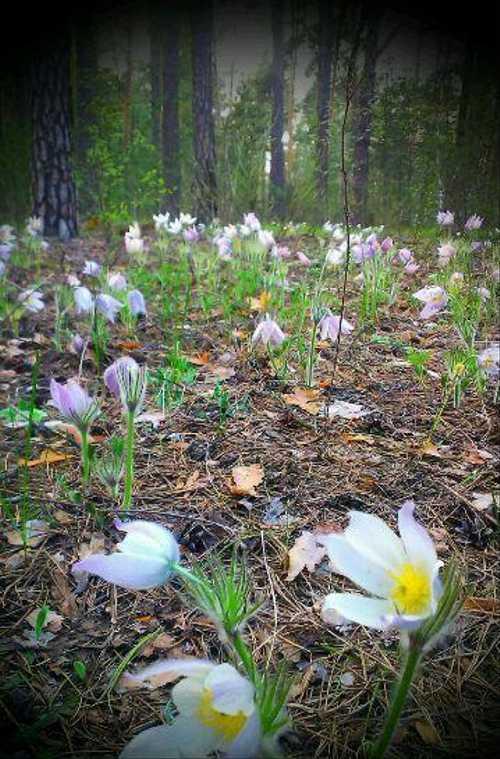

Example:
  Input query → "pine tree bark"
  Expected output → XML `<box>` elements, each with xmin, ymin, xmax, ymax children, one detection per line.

<box><xmin>316</xmin><ymin>0</ymin><xmax>336</xmax><ymax>211</ymax></box>
<box><xmin>351</xmin><ymin>6</ymin><xmax>381</xmax><ymax>225</ymax></box>
<box><xmin>270</xmin><ymin>0</ymin><xmax>286</xmax><ymax>219</ymax></box>
<box><xmin>149</xmin><ymin>2</ymin><xmax>162</xmax><ymax>153</ymax></box>
<box><xmin>31</xmin><ymin>45</ymin><xmax>78</xmax><ymax>239</ymax></box>
<box><xmin>74</xmin><ymin>18</ymin><xmax>98</xmax><ymax>215</ymax></box>
<box><xmin>162</xmin><ymin>5</ymin><xmax>181</xmax><ymax>216</ymax></box>
<box><xmin>191</xmin><ymin>0</ymin><xmax>217</xmax><ymax>221</ymax></box>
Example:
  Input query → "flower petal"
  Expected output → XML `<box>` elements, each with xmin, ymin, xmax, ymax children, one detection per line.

<box><xmin>318</xmin><ymin>534</ymin><xmax>393</xmax><ymax>596</ymax></box>
<box><xmin>344</xmin><ymin>511</ymin><xmax>406</xmax><ymax>571</ymax></box>
<box><xmin>72</xmin><ymin>552</ymin><xmax>173</xmax><ymax>590</ymax></box>
<box><xmin>120</xmin><ymin>717</ymin><xmax>218</xmax><ymax>759</ymax></box>
<box><xmin>397</xmin><ymin>501</ymin><xmax>440</xmax><ymax>575</ymax></box>
<box><xmin>226</xmin><ymin>710</ymin><xmax>262</xmax><ymax>758</ymax></box>
<box><xmin>114</xmin><ymin>519</ymin><xmax>180</xmax><ymax>563</ymax></box>
<box><xmin>205</xmin><ymin>663</ymin><xmax>255</xmax><ymax>716</ymax></box>
<box><xmin>124</xmin><ymin>658</ymin><xmax>214</xmax><ymax>692</ymax></box>
<box><xmin>322</xmin><ymin>593</ymin><xmax>394</xmax><ymax>630</ymax></box>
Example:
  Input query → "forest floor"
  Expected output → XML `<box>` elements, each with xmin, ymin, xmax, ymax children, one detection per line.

<box><xmin>0</xmin><ymin>230</ymin><xmax>499</xmax><ymax>759</ymax></box>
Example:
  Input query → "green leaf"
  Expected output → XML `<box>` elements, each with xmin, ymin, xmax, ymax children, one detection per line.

<box><xmin>73</xmin><ymin>660</ymin><xmax>87</xmax><ymax>682</ymax></box>
<box><xmin>34</xmin><ymin>605</ymin><xmax>50</xmax><ymax>640</ymax></box>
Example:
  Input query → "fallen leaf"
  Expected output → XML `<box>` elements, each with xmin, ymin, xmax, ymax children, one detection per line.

<box><xmin>463</xmin><ymin>447</ymin><xmax>494</xmax><ymax>465</ymax></box>
<box><xmin>419</xmin><ymin>440</ymin><xmax>445</xmax><ymax>458</ymax></box>
<box><xmin>142</xmin><ymin>632</ymin><xmax>177</xmax><ymax>657</ymax></box>
<box><xmin>53</xmin><ymin>509</ymin><xmax>75</xmax><ymax>525</ymax></box>
<box><xmin>44</xmin><ymin>420</ymin><xmax>104</xmax><ymax>445</ymax></box>
<box><xmin>6</xmin><ymin>520</ymin><xmax>50</xmax><ymax>547</ymax></box>
<box><xmin>78</xmin><ymin>533</ymin><xmax>106</xmax><ymax>560</ymax></box>
<box><xmin>27</xmin><ymin>607</ymin><xmax>64</xmax><ymax>633</ymax></box>
<box><xmin>135</xmin><ymin>411</ymin><xmax>166</xmax><ymax>427</ymax></box>
<box><xmin>248</xmin><ymin>291</ymin><xmax>272</xmax><ymax>312</ymax></box>
<box><xmin>115</xmin><ymin>340</ymin><xmax>142</xmax><ymax>351</ymax></box>
<box><xmin>470</xmin><ymin>492</ymin><xmax>494</xmax><ymax>512</ymax></box>
<box><xmin>229</xmin><ymin>464</ymin><xmax>264</xmax><ymax>496</ymax></box>
<box><xmin>324</xmin><ymin>401</ymin><xmax>368</xmax><ymax>419</ymax></box>
<box><xmin>185</xmin><ymin>351</ymin><xmax>211</xmax><ymax>366</ymax></box>
<box><xmin>18</xmin><ymin>449</ymin><xmax>74</xmax><ymax>467</ymax></box>
<box><xmin>340</xmin><ymin>671</ymin><xmax>355</xmax><ymax>686</ymax></box>
<box><xmin>205</xmin><ymin>364</ymin><xmax>235</xmax><ymax>380</ymax></box>
<box><xmin>286</xmin><ymin>531</ymin><xmax>327</xmax><ymax>581</ymax></box>
<box><xmin>341</xmin><ymin>432</ymin><xmax>375</xmax><ymax>445</ymax></box>
<box><xmin>51</xmin><ymin>571</ymin><xmax>79</xmax><ymax>618</ymax></box>
<box><xmin>414</xmin><ymin>719</ymin><xmax>440</xmax><ymax>745</ymax></box>
<box><xmin>175</xmin><ymin>470</ymin><xmax>201</xmax><ymax>491</ymax></box>
<box><xmin>0</xmin><ymin>550</ymin><xmax>27</xmax><ymax>570</ymax></box>
<box><xmin>463</xmin><ymin>597</ymin><xmax>500</xmax><ymax>614</ymax></box>
<box><xmin>282</xmin><ymin>387</ymin><xmax>321</xmax><ymax>415</ymax></box>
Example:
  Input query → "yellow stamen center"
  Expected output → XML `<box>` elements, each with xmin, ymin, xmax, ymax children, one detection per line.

<box><xmin>389</xmin><ymin>563</ymin><xmax>431</xmax><ymax>615</ymax></box>
<box><xmin>197</xmin><ymin>687</ymin><xmax>247</xmax><ymax>741</ymax></box>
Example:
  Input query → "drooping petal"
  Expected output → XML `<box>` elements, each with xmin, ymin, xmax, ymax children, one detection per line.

<box><xmin>397</xmin><ymin>501</ymin><xmax>441</xmax><ymax>576</ymax></box>
<box><xmin>317</xmin><ymin>534</ymin><xmax>394</xmax><ymax>597</ymax></box>
<box><xmin>225</xmin><ymin>710</ymin><xmax>262</xmax><ymax>758</ymax></box>
<box><xmin>120</xmin><ymin>718</ymin><xmax>217</xmax><ymax>759</ymax></box>
<box><xmin>172</xmin><ymin>674</ymin><xmax>208</xmax><ymax>712</ymax></box>
<box><xmin>205</xmin><ymin>664</ymin><xmax>255</xmax><ymax>716</ymax></box>
<box><xmin>114</xmin><ymin>518</ymin><xmax>180</xmax><ymax>562</ymax></box>
<box><xmin>72</xmin><ymin>552</ymin><xmax>173</xmax><ymax>590</ymax></box>
<box><xmin>344</xmin><ymin>511</ymin><xmax>406</xmax><ymax>571</ymax></box>
<box><xmin>125</xmin><ymin>659</ymin><xmax>214</xmax><ymax>692</ymax></box>
<box><xmin>322</xmin><ymin>593</ymin><xmax>395</xmax><ymax>630</ymax></box>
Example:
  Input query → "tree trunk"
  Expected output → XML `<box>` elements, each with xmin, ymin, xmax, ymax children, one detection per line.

<box><xmin>270</xmin><ymin>0</ymin><xmax>286</xmax><ymax>219</ymax></box>
<box><xmin>448</xmin><ymin>38</ymin><xmax>474</xmax><ymax>219</ymax></box>
<box><xmin>191</xmin><ymin>0</ymin><xmax>217</xmax><ymax>221</ymax></box>
<box><xmin>351</xmin><ymin>6</ymin><xmax>381</xmax><ymax>225</ymax></box>
<box><xmin>74</xmin><ymin>18</ymin><xmax>98</xmax><ymax>215</ymax></box>
<box><xmin>316</xmin><ymin>0</ymin><xmax>336</xmax><ymax>211</ymax></box>
<box><xmin>31</xmin><ymin>45</ymin><xmax>78</xmax><ymax>239</ymax></box>
<box><xmin>149</xmin><ymin>2</ymin><xmax>162</xmax><ymax>152</ymax></box>
<box><xmin>162</xmin><ymin>6</ymin><xmax>181</xmax><ymax>216</ymax></box>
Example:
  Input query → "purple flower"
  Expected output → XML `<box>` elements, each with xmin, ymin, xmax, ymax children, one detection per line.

<box><xmin>104</xmin><ymin>356</ymin><xmax>147</xmax><ymax>415</ymax></box>
<box><xmin>413</xmin><ymin>286</ymin><xmax>448</xmax><ymax>320</ymax></box>
<box><xmin>216</xmin><ymin>235</ymin><xmax>232</xmax><ymax>260</ymax></box>
<box><xmin>380</xmin><ymin>237</ymin><xmax>393</xmax><ymax>253</ymax></box>
<box><xmin>317</xmin><ymin>310</ymin><xmax>354</xmax><ymax>342</ymax></box>
<box><xmin>82</xmin><ymin>260</ymin><xmax>101</xmax><ymax>277</ymax></box>
<box><xmin>258</xmin><ymin>230</ymin><xmax>275</xmax><ymax>250</ymax></box>
<box><xmin>74</xmin><ymin>286</ymin><xmax>94</xmax><ymax>315</ymax></box>
<box><xmin>108</xmin><ymin>272</ymin><xmax>128</xmax><ymax>291</ymax></box>
<box><xmin>50</xmin><ymin>378</ymin><xmax>99</xmax><ymax>428</ymax></box>
<box><xmin>67</xmin><ymin>274</ymin><xmax>81</xmax><ymax>288</ymax></box>
<box><xmin>436</xmin><ymin>210</ymin><xmax>454</xmax><ymax>226</ymax></box>
<box><xmin>464</xmin><ymin>214</ymin><xmax>484</xmax><ymax>231</ymax></box>
<box><xmin>95</xmin><ymin>293</ymin><xmax>123</xmax><ymax>323</ymax></box>
<box><xmin>183</xmin><ymin>225</ymin><xmax>199</xmax><ymax>243</ymax></box>
<box><xmin>397</xmin><ymin>248</ymin><xmax>414</xmax><ymax>264</ymax></box>
<box><xmin>70</xmin><ymin>334</ymin><xmax>84</xmax><ymax>354</ymax></box>
<box><xmin>404</xmin><ymin>260</ymin><xmax>419</xmax><ymax>274</ymax></box>
<box><xmin>352</xmin><ymin>242</ymin><xmax>376</xmax><ymax>264</ymax></box>
<box><xmin>274</xmin><ymin>245</ymin><xmax>291</xmax><ymax>260</ymax></box>
<box><xmin>243</xmin><ymin>212</ymin><xmax>261</xmax><ymax>232</ymax></box>
<box><xmin>0</xmin><ymin>243</ymin><xmax>13</xmax><ymax>261</ymax></box>
<box><xmin>18</xmin><ymin>289</ymin><xmax>44</xmax><ymax>313</ymax></box>
<box><xmin>104</xmin><ymin>356</ymin><xmax>138</xmax><ymax>398</ymax></box>
<box><xmin>477</xmin><ymin>344</ymin><xmax>500</xmax><ymax>379</ymax></box>
<box><xmin>127</xmin><ymin>289</ymin><xmax>147</xmax><ymax>317</ymax></box>
<box><xmin>252</xmin><ymin>315</ymin><xmax>286</xmax><ymax>347</ymax></box>
<box><xmin>296</xmin><ymin>250</ymin><xmax>312</xmax><ymax>266</ymax></box>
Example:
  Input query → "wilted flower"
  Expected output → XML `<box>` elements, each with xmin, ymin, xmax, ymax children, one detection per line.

<box><xmin>74</xmin><ymin>286</ymin><xmax>94</xmax><ymax>315</ymax></box>
<box><xmin>128</xmin><ymin>289</ymin><xmax>147</xmax><ymax>317</ymax></box>
<box><xmin>296</xmin><ymin>250</ymin><xmax>312</xmax><ymax>266</ymax></box>
<box><xmin>119</xmin><ymin>659</ymin><xmax>262</xmax><ymax>759</ymax></box>
<box><xmin>108</xmin><ymin>271</ymin><xmax>128</xmax><ymax>291</ymax></box>
<box><xmin>18</xmin><ymin>289</ymin><xmax>44</xmax><ymax>313</ymax></box>
<box><xmin>257</xmin><ymin>229</ymin><xmax>275</xmax><ymax>250</ymax></box>
<box><xmin>183</xmin><ymin>225</ymin><xmax>200</xmax><ymax>244</ymax></box>
<box><xmin>66</xmin><ymin>274</ymin><xmax>81</xmax><ymax>288</ymax></box>
<box><xmin>477</xmin><ymin>344</ymin><xmax>500</xmax><ymax>378</ymax></box>
<box><xmin>464</xmin><ymin>214</ymin><xmax>483</xmax><ymax>231</ymax></box>
<box><xmin>104</xmin><ymin>356</ymin><xmax>147</xmax><ymax>415</ymax></box>
<box><xmin>243</xmin><ymin>212</ymin><xmax>261</xmax><ymax>232</ymax></box>
<box><xmin>72</xmin><ymin>518</ymin><xmax>180</xmax><ymax>590</ymax></box>
<box><xmin>319</xmin><ymin>501</ymin><xmax>443</xmax><ymax>631</ymax></box>
<box><xmin>437</xmin><ymin>243</ymin><xmax>456</xmax><ymax>267</ymax></box>
<box><xmin>153</xmin><ymin>212</ymin><xmax>170</xmax><ymax>231</ymax></box>
<box><xmin>82</xmin><ymin>260</ymin><xmax>101</xmax><ymax>277</ymax></box>
<box><xmin>95</xmin><ymin>293</ymin><xmax>123</xmax><ymax>323</ymax></box>
<box><xmin>436</xmin><ymin>210</ymin><xmax>454</xmax><ymax>226</ymax></box>
<box><xmin>413</xmin><ymin>286</ymin><xmax>448</xmax><ymax>320</ymax></box>
<box><xmin>317</xmin><ymin>310</ymin><xmax>354</xmax><ymax>342</ymax></box>
<box><xmin>50</xmin><ymin>378</ymin><xmax>99</xmax><ymax>429</ymax></box>
<box><xmin>26</xmin><ymin>216</ymin><xmax>43</xmax><ymax>237</ymax></box>
<box><xmin>252</xmin><ymin>315</ymin><xmax>286</xmax><ymax>347</ymax></box>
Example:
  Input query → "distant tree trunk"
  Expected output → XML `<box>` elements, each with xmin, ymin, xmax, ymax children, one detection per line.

<box><xmin>123</xmin><ymin>17</ymin><xmax>134</xmax><ymax>153</ymax></box>
<box><xmin>448</xmin><ymin>38</ymin><xmax>474</xmax><ymax>219</ymax></box>
<box><xmin>494</xmin><ymin>60</ymin><xmax>500</xmax><ymax>224</ymax></box>
<box><xmin>191</xmin><ymin>0</ymin><xmax>217</xmax><ymax>221</ymax></box>
<box><xmin>270</xmin><ymin>0</ymin><xmax>286</xmax><ymax>218</ymax></box>
<box><xmin>351</xmin><ymin>7</ymin><xmax>382</xmax><ymax>225</ymax></box>
<box><xmin>149</xmin><ymin>2</ymin><xmax>162</xmax><ymax>152</ymax></box>
<box><xmin>316</xmin><ymin>0</ymin><xmax>336</xmax><ymax>212</ymax></box>
<box><xmin>74</xmin><ymin>18</ymin><xmax>98</xmax><ymax>215</ymax></box>
<box><xmin>31</xmin><ymin>45</ymin><xmax>78</xmax><ymax>239</ymax></box>
<box><xmin>162</xmin><ymin>6</ymin><xmax>181</xmax><ymax>215</ymax></box>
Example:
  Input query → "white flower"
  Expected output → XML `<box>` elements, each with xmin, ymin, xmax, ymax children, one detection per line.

<box><xmin>153</xmin><ymin>212</ymin><xmax>170</xmax><ymax>231</ymax></box>
<box><xmin>243</xmin><ymin>212</ymin><xmax>261</xmax><ymax>232</ymax></box>
<box><xmin>223</xmin><ymin>224</ymin><xmax>238</xmax><ymax>240</ymax></box>
<box><xmin>326</xmin><ymin>247</ymin><xmax>344</xmax><ymax>266</ymax></box>
<box><xmin>179</xmin><ymin>212</ymin><xmax>197</xmax><ymax>227</ymax></box>
<box><xmin>318</xmin><ymin>501</ymin><xmax>443</xmax><ymax>631</ymax></box>
<box><xmin>74</xmin><ymin>286</ymin><xmax>94</xmax><ymax>315</ymax></box>
<box><xmin>168</xmin><ymin>218</ymin><xmax>183</xmax><ymax>235</ymax></box>
<box><xmin>257</xmin><ymin>230</ymin><xmax>275</xmax><ymax>251</ymax></box>
<box><xmin>239</xmin><ymin>223</ymin><xmax>252</xmax><ymax>238</ymax></box>
<box><xmin>108</xmin><ymin>272</ymin><xmax>128</xmax><ymax>291</ymax></box>
<box><xmin>0</xmin><ymin>224</ymin><xmax>16</xmax><ymax>244</ymax></box>
<box><xmin>436</xmin><ymin>210</ymin><xmax>454</xmax><ymax>226</ymax></box>
<box><xmin>18</xmin><ymin>289</ymin><xmax>44</xmax><ymax>313</ymax></box>
<box><xmin>72</xmin><ymin>518</ymin><xmax>180</xmax><ymax>590</ymax></box>
<box><xmin>26</xmin><ymin>216</ymin><xmax>43</xmax><ymax>236</ymax></box>
<box><xmin>477</xmin><ymin>343</ymin><xmax>500</xmax><ymax>379</ymax></box>
<box><xmin>127</xmin><ymin>289</ymin><xmax>147</xmax><ymax>317</ymax></box>
<box><xmin>82</xmin><ymin>260</ymin><xmax>101</xmax><ymax>277</ymax></box>
<box><xmin>120</xmin><ymin>660</ymin><xmax>262</xmax><ymax>759</ymax></box>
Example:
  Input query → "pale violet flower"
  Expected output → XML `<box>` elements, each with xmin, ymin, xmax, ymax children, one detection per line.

<box><xmin>380</xmin><ymin>237</ymin><xmax>393</xmax><ymax>253</ymax></box>
<box><xmin>0</xmin><ymin>243</ymin><xmax>13</xmax><ymax>261</ymax></box>
<box><xmin>50</xmin><ymin>378</ymin><xmax>99</xmax><ymax>429</ymax></box>
<box><xmin>216</xmin><ymin>236</ymin><xmax>233</xmax><ymax>260</ymax></box>
<box><xmin>296</xmin><ymin>250</ymin><xmax>312</xmax><ymax>266</ymax></box>
<box><xmin>82</xmin><ymin>260</ymin><xmax>101</xmax><ymax>277</ymax></box>
<box><xmin>252</xmin><ymin>315</ymin><xmax>286</xmax><ymax>347</ymax></box>
<box><xmin>464</xmin><ymin>214</ymin><xmax>483</xmax><ymax>231</ymax></box>
<box><xmin>477</xmin><ymin>344</ymin><xmax>500</xmax><ymax>379</ymax></box>
<box><xmin>413</xmin><ymin>286</ymin><xmax>448</xmax><ymax>319</ymax></box>
<box><xmin>120</xmin><ymin>660</ymin><xmax>262</xmax><ymax>759</ymax></box>
<box><xmin>18</xmin><ymin>289</ymin><xmax>44</xmax><ymax>313</ymax></box>
<box><xmin>108</xmin><ymin>271</ymin><xmax>128</xmax><ymax>291</ymax></box>
<box><xmin>397</xmin><ymin>248</ymin><xmax>413</xmax><ymax>264</ymax></box>
<box><xmin>275</xmin><ymin>245</ymin><xmax>291</xmax><ymax>260</ymax></box>
<box><xmin>74</xmin><ymin>286</ymin><xmax>94</xmax><ymax>315</ymax></box>
<box><xmin>257</xmin><ymin>229</ymin><xmax>275</xmax><ymax>251</ymax></box>
<box><xmin>318</xmin><ymin>310</ymin><xmax>354</xmax><ymax>342</ymax></box>
<box><xmin>243</xmin><ymin>212</ymin><xmax>261</xmax><ymax>232</ymax></box>
<box><xmin>95</xmin><ymin>293</ymin><xmax>123</xmax><ymax>323</ymax></box>
<box><xmin>223</xmin><ymin>224</ymin><xmax>238</xmax><ymax>240</ymax></box>
<box><xmin>319</xmin><ymin>501</ymin><xmax>443</xmax><ymax>631</ymax></box>
<box><xmin>0</xmin><ymin>224</ymin><xmax>16</xmax><ymax>245</ymax></box>
<box><xmin>72</xmin><ymin>518</ymin><xmax>180</xmax><ymax>590</ymax></box>
<box><xmin>70</xmin><ymin>334</ymin><xmax>84</xmax><ymax>354</ymax></box>
<box><xmin>183</xmin><ymin>225</ymin><xmax>200</xmax><ymax>243</ymax></box>
<box><xmin>437</xmin><ymin>243</ymin><xmax>456</xmax><ymax>267</ymax></box>
<box><xmin>404</xmin><ymin>260</ymin><xmax>419</xmax><ymax>274</ymax></box>
<box><xmin>66</xmin><ymin>274</ymin><xmax>81</xmax><ymax>288</ymax></box>
<box><xmin>331</xmin><ymin>226</ymin><xmax>346</xmax><ymax>243</ymax></box>
<box><xmin>128</xmin><ymin>289</ymin><xmax>147</xmax><ymax>316</ymax></box>
<box><xmin>476</xmin><ymin>286</ymin><xmax>490</xmax><ymax>302</ymax></box>
<box><xmin>436</xmin><ymin>210</ymin><xmax>454</xmax><ymax>226</ymax></box>
<box><xmin>326</xmin><ymin>247</ymin><xmax>345</xmax><ymax>266</ymax></box>
<box><xmin>0</xmin><ymin>260</ymin><xmax>5</xmax><ymax>277</ymax></box>
<box><xmin>104</xmin><ymin>356</ymin><xmax>147</xmax><ymax>415</ymax></box>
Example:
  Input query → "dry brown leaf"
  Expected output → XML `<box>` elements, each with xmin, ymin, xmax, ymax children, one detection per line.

<box><xmin>176</xmin><ymin>470</ymin><xmax>201</xmax><ymax>491</ymax></box>
<box><xmin>6</xmin><ymin>520</ymin><xmax>49</xmax><ymax>547</ymax></box>
<box><xmin>78</xmin><ymin>533</ymin><xmax>106</xmax><ymax>560</ymax></box>
<box><xmin>18</xmin><ymin>449</ymin><xmax>74</xmax><ymax>467</ymax></box>
<box><xmin>341</xmin><ymin>432</ymin><xmax>375</xmax><ymax>445</ymax></box>
<box><xmin>414</xmin><ymin>720</ymin><xmax>440</xmax><ymax>745</ymax></box>
<box><xmin>419</xmin><ymin>440</ymin><xmax>446</xmax><ymax>458</ymax></box>
<box><xmin>142</xmin><ymin>632</ymin><xmax>177</xmax><ymax>657</ymax></box>
<box><xmin>51</xmin><ymin>572</ymin><xmax>79</xmax><ymax>618</ymax></box>
<box><xmin>44</xmin><ymin>420</ymin><xmax>103</xmax><ymax>445</ymax></box>
<box><xmin>205</xmin><ymin>364</ymin><xmax>235</xmax><ymax>380</ymax></box>
<box><xmin>26</xmin><ymin>607</ymin><xmax>64</xmax><ymax>633</ymax></box>
<box><xmin>229</xmin><ymin>464</ymin><xmax>264</xmax><ymax>496</ymax></box>
<box><xmin>248</xmin><ymin>291</ymin><xmax>272</xmax><ymax>312</ymax></box>
<box><xmin>185</xmin><ymin>351</ymin><xmax>211</xmax><ymax>366</ymax></box>
<box><xmin>286</xmin><ymin>531</ymin><xmax>327</xmax><ymax>581</ymax></box>
<box><xmin>53</xmin><ymin>509</ymin><xmax>74</xmax><ymax>525</ymax></box>
<box><xmin>115</xmin><ymin>340</ymin><xmax>142</xmax><ymax>350</ymax></box>
<box><xmin>463</xmin><ymin>597</ymin><xmax>500</xmax><ymax>614</ymax></box>
<box><xmin>463</xmin><ymin>447</ymin><xmax>494</xmax><ymax>465</ymax></box>
<box><xmin>282</xmin><ymin>387</ymin><xmax>321</xmax><ymax>415</ymax></box>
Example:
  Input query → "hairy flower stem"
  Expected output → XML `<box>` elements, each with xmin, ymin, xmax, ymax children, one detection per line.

<box><xmin>370</xmin><ymin>641</ymin><xmax>423</xmax><ymax>759</ymax></box>
<box><xmin>305</xmin><ymin>323</ymin><xmax>317</xmax><ymax>388</ymax></box>
<box><xmin>122</xmin><ymin>411</ymin><xmax>135</xmax><ymax>511</ymax></box>
<box><xmin>229</xmin><ymin>630</ymin><xmax>258</xmax><ymax>686</ymax></box>
<box><xmin>80</xmin><ymin>428</ymin><xmax>91</xmax><ymax>485</ymax></box>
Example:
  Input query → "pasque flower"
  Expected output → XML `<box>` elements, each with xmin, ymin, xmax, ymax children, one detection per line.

<box><xmin>82</xmin><ymin>260</ymin><xmax>101</xmax><ymax>277</ymax></box>
<box><xmin>243</xmin><ymin>212</ymin><xmax>261</xmax><ymax>232</ymax></box>
<box><xmin>257</xmin><ymin>229</ymin><xmax>275</xmax><ymax>250</ymax></box>
<box><xmin>436</xmin><ymin>210</ymin><xmax>454</xmax><ymax>226</ymax></box>
<box><xmin>128</xmin><ymin>289</ymin><xmax>147</xmax><ymax>316</ymax></box>
<box><xmin>72</xmin><ymin>518</ymin><xmax>180</xmax><ymax>590</ymax></box>
<box><xmin>464</xmin><ymin>214</ymin><xmax>483</xmax><ymax>231</ymax></box>
<box><xmin>18</xmin><ymin>289</ymin><xmax>44</xmax><ymax>313</ymax></box>
<box><xmin>252</xmin><ymin>315</ymin><xmax>286</xmax><ymax>347</ymax></box>
<box><xmin>413</xmin><ymin>286</ymin><xmax>448</xmax><ymax>319</ymax></box>
<box><xmin>183</xmin><ymin>225</ymin><xmax>200</xmax><ymax>243</ymax></box>
<box><xmin>318</xmin><ymin>501</ymin><xmax>443</xmax><ymax>631</ymax></box>
<box><xmin>437</xmin><ymin>242</ymin><xmax>456</xmax><ymax>266</ymax></box>
<box><xmin>95</xmin><ymin>293</ymin><xmax>123</xmax><ymax>323</ymax></box>
<box><xmin>50</xmin><ymin>378</ymin><xmax>99</xmax><ymax>430</ymax></box>
<box><xmin>153</xmin><ymin>212</ymin><xmax>170</xmax><ymax>231</ymax></box>
<box><xmin>26</xmin><ymin>216</ymin><xmax>43</xmax><ymax>236</ymax></box>
<box><xmin>477</xmin><ymin>343</ymin><xmax>500</xmax><ymax>379</ymax></box>
<box><xmin>67</xmin><ymin>274</ymin><xmax>81</xmax><ymax>287</ymax></box>
<box><xmin>296</xmin><ymin>250</ymin><xmax>312</xmax><ymax>266</ymax></box>
<box><xmin>108</xmin><ymin>271</ymin><xmax>128</xmax><ymax>291</ymax></box>
<box><xmin>119</xmin><ymin>659</ymin><xmax>262</xmax><ymax>759</ymax></box>
<box><xmin>317</xmin><ymin>310</ymin><xmax>354</xmax><ymax>342</ymax></box>
<box><xmin>326</xmin><ymin>246</ymin><xmax>345</xmax><ymax>266</ymax></box>
<box><xmin>104</xmin><ymin>356</ymin><xmax>147</xmax><ymax>414</ymax></box>
<box><xmin>125</xmin><ymin>223</ymin><xmax>145</xmax><ymax>255</ymax></box>
<box><xmin>74</xmin><ymin>286</ymin><xmax>94</xmax><ymax>315</ymax></box>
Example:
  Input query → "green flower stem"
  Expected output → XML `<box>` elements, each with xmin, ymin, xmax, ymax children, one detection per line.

<box><xmin>370</xmin><ymin>641</ymin><xmax>423</xmax><ymax>759</ymax></box>
<box><xmin>305</xmin><ymin>323</ymin><xmax>317</xmax><ymax>388</ymax></box>
<box><xmin>122</xmin><ymin>410</ymin><xmax>135</xmax><ymax>511</ymax></box>
<box><xmin>171</xmin><ymin>562</ymin><xmax>204</xmax><ymax>586</ymax></box>
<box><xmin>230</xmin><ymin>630</ymin><xmax>258</xmax><ymax>686</ymax></box>
<box><xmin>80</xmin><ymin>427</ymin><xmax>91</xmax><ymax>484</ymax></box>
